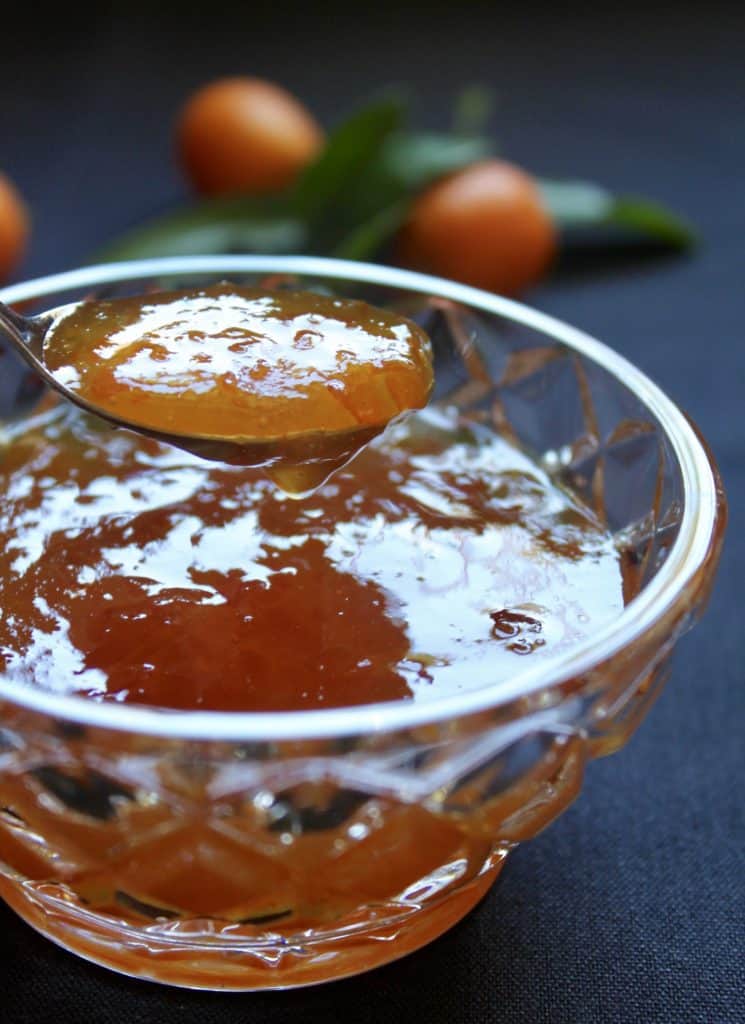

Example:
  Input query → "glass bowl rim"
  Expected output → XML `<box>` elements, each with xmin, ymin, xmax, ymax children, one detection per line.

<box><xmin>0</xmin><ymin>255</ymin><xmax>720</xmax><ymax>740</ymax></box>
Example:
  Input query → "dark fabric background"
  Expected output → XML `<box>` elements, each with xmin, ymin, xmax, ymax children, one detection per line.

<box><xmin>0</xmin><ymin>4</ymin><xmax>743</xmax><ymax>1022</ymax></box>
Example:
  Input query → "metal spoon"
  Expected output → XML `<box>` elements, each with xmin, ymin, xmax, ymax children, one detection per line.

<box><xmin>0</xmin><ymin>299</ymin><xmax>383</xmax><ymax>485</ymax></box>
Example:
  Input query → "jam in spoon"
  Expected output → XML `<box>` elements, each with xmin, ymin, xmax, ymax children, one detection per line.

<box><xmin>0</xmin><ymin>285</ymin><xmax>433</xmax><ymax>494</ymax></box>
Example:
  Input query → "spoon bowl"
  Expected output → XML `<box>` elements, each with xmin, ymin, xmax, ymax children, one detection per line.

<box><xmin>0</xmin><ymin>298</ymin><xmax>402</xmax><ymax>489</ymax></box>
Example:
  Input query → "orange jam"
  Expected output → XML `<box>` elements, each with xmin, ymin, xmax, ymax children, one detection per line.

<box><xmin>43</xmin><ymin>285</ymin><xmax>434</xmax><ymax>494</ymax></box>
<box><xmin>0</xmin><ymin>400</ymin><xmax>623</xmax><ymax>711</ymax></box>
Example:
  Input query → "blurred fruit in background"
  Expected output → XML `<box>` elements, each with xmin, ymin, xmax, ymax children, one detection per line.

<box><xmin>396</xmin><ymin>160</ymin><xmax>556</xmax><ymax>295</ymax></box>
<box><xmin>178</xmin><ymin>77</ymin><xmax>324</xmax><ymax>196</ymax></box>
<box><xmin>0</xmin><ymin>173</ymin><xmax>29</xmax><ymax>283</ymax></box>
<box><xmin>61</xmin><ymin>77</ymin><xmax>696</xmax><ymax>296</ymax></box>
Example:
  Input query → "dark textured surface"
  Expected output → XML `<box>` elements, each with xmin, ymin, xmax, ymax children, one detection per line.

<box><xmin>1</xmin><ymin>4</ymin><xmax>743</xmax><ymax>1022</ymax></box>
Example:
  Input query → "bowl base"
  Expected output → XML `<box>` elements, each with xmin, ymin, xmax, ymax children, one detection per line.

<box><xmin>0</xmin><ymin>858</ymin><xmax>503</xmax><ymax>990</ymax></box>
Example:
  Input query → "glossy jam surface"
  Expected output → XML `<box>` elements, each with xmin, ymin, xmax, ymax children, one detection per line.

<box><xmin>43</xmin><ymin>285</ymin><xmax>434</xmax><ymax>441</ymax></box>
<box><xmin>0</xmin><ymin>403</ymin><xmax>623</xmax><ymax>711</ymax></box>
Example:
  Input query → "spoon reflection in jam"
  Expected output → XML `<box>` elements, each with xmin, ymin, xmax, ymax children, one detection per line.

<box><xmin>0</xmin><ymin>285</ymin><xmax>434</xmax><ymax>495</ymax></box>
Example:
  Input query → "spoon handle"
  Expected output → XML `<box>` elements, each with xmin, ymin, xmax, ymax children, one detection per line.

<box><xmin>0</xmin><ymin>302</ymin><xmax>48</xmax><ymax>419</ymax></box>
<box><xmin>0</xmin><ymin>300</ymin><xmax>48</xmax><ymax>358</ymax></box>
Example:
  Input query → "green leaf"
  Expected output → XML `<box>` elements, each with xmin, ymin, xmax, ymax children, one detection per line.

<box><xmin>331</xmin><ymin>132</ymin><xmax>493</xmax><ymax>257</ymax></box>
<box><xmin>607</xmin><ymin>197</ymin><xmax>696</xmax><ymax>248</ymax></box>
<box><xmin>290</xmin><ymin>96</ymin><xmax>405</xmax><ymax>227</ymax></box>
<box><xmin>538</xmin><ymin>181</ymin><xmax>611</xmax><ymax>224</ymax></box>
<box><xmin>293</xmin><ymin>90</ymin><xmax>491</xmax><ymax>254</ymax></box>
<box><xmin>334</xmin><ymin>200</ymin><xmax>410</xmax><ymax>260</ymax></box>
<box><xmin>95</xmin><ymin>196</ymin><xmax>307</xmax><ymax>262</ymax></box>
<box><xmin>452</xmin><ymin>86</ymin><xmax>494</xmax><ymax>137</ymax></box>
<box><xmin>376</xmin><ymin>132</ymin><xmax>491</xmax><ymax>191</ymax></box>
<box><xmin>540</xmin><ymin>179</ymin><xmax>695</xmax><ymax>249</ymax></box>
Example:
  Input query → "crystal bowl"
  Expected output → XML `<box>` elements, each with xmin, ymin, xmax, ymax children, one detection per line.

<box><xmin>0</xmin><ymin>257</ymin><xmax>726</xmax><ymax>990</ymax></box>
